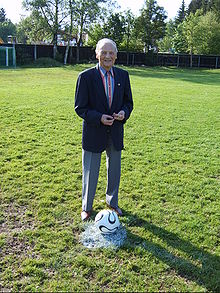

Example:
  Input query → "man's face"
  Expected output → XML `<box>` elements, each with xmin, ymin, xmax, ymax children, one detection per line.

<box><xmin>96</xmin><ymin>43</ymin><xmax>117</xmax><ymax>71</ymax></box>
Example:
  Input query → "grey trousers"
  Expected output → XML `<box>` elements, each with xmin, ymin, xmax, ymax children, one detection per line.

<box><xmin>82</xmin><ymin>137</ymin><xmax>121</xmax><ymax>211</ymax></box>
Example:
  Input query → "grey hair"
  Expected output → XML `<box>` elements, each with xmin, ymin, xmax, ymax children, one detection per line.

<box><xmin>95</xmin><ymin>38</ymin><xmax>118</xmax><ymax>54</ymax></box>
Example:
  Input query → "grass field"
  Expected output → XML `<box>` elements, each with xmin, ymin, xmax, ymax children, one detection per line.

<box><xmin>0</xmin><ymin>65</ymin><xmax>220</xmax><ymax>292</ymax></box>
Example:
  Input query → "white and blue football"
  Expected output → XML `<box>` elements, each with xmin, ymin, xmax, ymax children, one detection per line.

<box><xmin>95</xmin><ymin>209</ymin><xmax>120</xmax><ymax>234</ymax></box>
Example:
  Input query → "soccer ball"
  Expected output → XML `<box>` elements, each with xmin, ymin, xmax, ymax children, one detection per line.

<box><xmin>95</xmin><ymin>209</ymin><xmax>120</xmax><ymax>234</ymax></box>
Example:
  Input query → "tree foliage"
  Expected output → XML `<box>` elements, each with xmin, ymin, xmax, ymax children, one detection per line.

<box><xmin>22</xmin><ymin>0</ymin><xmax>67</xmax><ymax>46</ymax></box>
<box><xmin>88</xmin><ymin>10</ymin><xmax>137</xmax><ymax>51</ymax></box>
<box><xmin>71</xmin><ymin>0</ymin><xmax>110</xmax><ymax>47</ymax></box>
<box><xmin>102</xmin><ymin>12</ymin><xmax>125</xmax><ymax>48</ymax></box>
<box><xmin>158</xmin><ymin>0</ymin><xmax>220</xmax><ymax>55</ymax></box>
<box><xmin>88</xmin><ymin>0</ymin><xmax>168</xmax><ymax>53</ymax></box>
<box><xmin>175</xmin><ymin>0</ymin><xmax>187</xmax><ymax>25</ymax></box>
<box><xmin>185</xmin><ymin>10</ymin><xmax>220</xmax><ymax>54</ymax></box>
<box><xmin>0</xmin><ymin>8</ymin><xmax>6</xmax><ymax>22</ymax></box>
<box><xmin>187</xmin><ymin>0</ymin><xmax>220</xmax><ymax>14</ymax></box>
<box><xmin>135</xmin><ymin>0</ymin><xmax>167</xmax><ymax>52</ymax></box>
<box><xmin>87</xmin><ymin>24</ymin><xmax>105</xmax><ymax>48</ymax></box>
<box><xmin>122</xmin><ymin>10</ymin><xmax>135</xmax><ymax>52</ymax></box>
<box><xmin>158</xmin><ymin>20</ymin><xmax>176</xmax><ymax>52</ymax></box>
<box><xmin>0</xmin><ymin>20</ymin><xmax>16</xmax><ymax>42</ymax></box>
<box><xmin>211</xmin><ymin>0</ymin><xmax>220</xmax><ymax>20</ymax></box>
<box><xmin>182</xmin><ymin>10</ymin><xmax>201</xmax><ymax>55</ymax></box>
<box><xmin>173</xmin><ymin>22</ymin><xmax>188</xmax><ymax>53</ymax></box>
<box><xmin>0</xmin><ymin>8</ymin><xmax>16</xmax><ymax>42</ymax></box>
<box><xmin>16</xmin><ymin>12</ymin><xmax>50</xmax><ymax>44</ymax></box>
<box><xmin>172</xmin><ymin>9</ymin><xmax>220</xmax><ymax>55</ymax></box>
<box><xmin>188</xmin><ymin>0</ymin><xmax>206</xmax><ymax>14</ymax></box>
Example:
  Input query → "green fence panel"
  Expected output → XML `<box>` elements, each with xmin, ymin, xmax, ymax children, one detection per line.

<box><xmin>0</xmin><ymin>47</ymin><xmax>16</xmax><ymax>67</ymax></box>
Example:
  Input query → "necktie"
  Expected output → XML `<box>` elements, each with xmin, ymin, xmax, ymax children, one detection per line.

<box><xmin>106</xmin><ymin>71</ymin><xmax>112</xmax><ymax>108</ymax></box>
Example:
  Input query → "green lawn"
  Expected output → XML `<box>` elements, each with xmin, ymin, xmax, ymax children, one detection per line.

<box><xmin>0</xmin><ymin>65</ymin><xmax>219</xmax><ymax>292</ymax></box>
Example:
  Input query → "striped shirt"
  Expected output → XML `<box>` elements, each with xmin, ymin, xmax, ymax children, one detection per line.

<box><xmin>99</xmin><ymin>66</ymin><xmax>114</xmax><ymax>108</ymax></box>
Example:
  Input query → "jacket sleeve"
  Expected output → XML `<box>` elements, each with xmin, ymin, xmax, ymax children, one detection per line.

<box><xmin>74</xmin><ymin>72</ymin><xmax>103</xmax><ymax>126</ymax></box>
<box><xmin>121</xmin><ymin>71</ymin><xmax>133</xmax><ymax>123</ymax></box>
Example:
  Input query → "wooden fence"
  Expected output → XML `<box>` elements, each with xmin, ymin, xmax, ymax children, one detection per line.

<box><xmin>154</xmin><ymin>53</ymin><xmax>220</xmax><ymax>68</ymax></box>
<box><xmin>0</xmin><ymin>43</ymin><xmax>220</xmax><ymax>69</ymax></box>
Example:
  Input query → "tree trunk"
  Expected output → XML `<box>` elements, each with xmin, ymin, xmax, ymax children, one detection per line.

<box><xmin>76</xmin><ymin>14</ymin><xmax>84</xmax><ymax>63</ymax></box>
<box><xmin>64</xmin><ymin>43</ymin><xmax>70</xmax><ymax>65</ymax></box>
<box><xmin>190</xmin><ymin>47</ymin><xmax>193</xmax><ymax>68</ymax></box>
<box><xmin>53</xmin><ymin>0</ymin><xmax>59</xmax><ymax>59</ymax></box>
<box><xmin>64</xmin><ymin>0</ymin><xmax>73</xmax><ymax>65</ymax></box>
<box><xmin>76</xmin><ymin>45</ymin><xmax>80</xmax><ymax>63</ymax></box>
<box><xmin>53</xmin><ymin>43</ymin><xmax>57</xmax><ymax>59</ymax></box>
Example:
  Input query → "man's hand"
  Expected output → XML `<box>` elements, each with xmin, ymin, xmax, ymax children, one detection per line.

<box><xmin>113</xmin><ymin>110</ymin><xmax>125</xmax><ymax>121</ymax></box>
<box><xmin>101</xmin><ymin>114</ymin><xmax>114</xmax><ymax>126</ymax></box>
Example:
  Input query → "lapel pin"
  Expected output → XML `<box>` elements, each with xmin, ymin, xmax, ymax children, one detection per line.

<box><xmin>118</xmin><ymin>83</ymin><xmax>121</xmax><ymax>86</ymax></box>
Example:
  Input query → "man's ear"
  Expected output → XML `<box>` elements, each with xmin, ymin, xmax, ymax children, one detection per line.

<box><xmin>96</xmin><ymin>53</ymin><xmax>99</xmax><ymax>59</ymax></box>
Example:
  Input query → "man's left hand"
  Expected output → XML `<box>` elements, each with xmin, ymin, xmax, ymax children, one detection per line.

<box><xmin>113</xmin><ymin>111</ymin><xmax>125</xmax><ymax>121</ymax></box>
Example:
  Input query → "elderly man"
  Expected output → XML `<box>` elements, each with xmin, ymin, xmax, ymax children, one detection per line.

<box><xmin>75</xmin><ymin>38</ymin><xmax>133</xmax><ymax>221</ymax></box>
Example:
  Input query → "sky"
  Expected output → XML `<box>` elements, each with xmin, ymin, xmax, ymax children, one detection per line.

<box><xmin>0</xmin><ymin>0</ymin><xmax>192</xmax><ymax>24</ymax></box>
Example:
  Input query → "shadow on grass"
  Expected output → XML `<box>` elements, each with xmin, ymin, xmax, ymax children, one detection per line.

<box><xmin>70</xmin><ymin>64</ymin><xmax>220</xmax><ymax>86</ymax></box>
<box><xmin>122</xmin><ymin>212</ymin><xmax>220</xmax><ymax>291</ymax></box>
<box><xmin>7</xmin><ymin>63</ymin><xmax>220</xmax><ymax>86</ymax></box>
<box><xmin>126</xmin><ymin>66</ymin><xmax>220</xmax><ymax>86</ymax></box>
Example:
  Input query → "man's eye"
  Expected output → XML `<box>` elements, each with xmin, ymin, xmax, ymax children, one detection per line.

<box><xmin>101</xmin><ymin>51</ymin><xmax>115</xmax><ymax>56</ymax></box>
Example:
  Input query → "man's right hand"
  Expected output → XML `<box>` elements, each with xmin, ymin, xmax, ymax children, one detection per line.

<box><xmin>101</xmin><ymin>114</ymin><xmax>114</xmax><ymax>126</ymax></box>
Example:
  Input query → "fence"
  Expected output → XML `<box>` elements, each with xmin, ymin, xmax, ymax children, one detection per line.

<box><xmin>0</xmin><ymin>43</ymin><xmax>219</xmax><ymax>69</ymax></box>
<box><xmin>154</xmin><ymin>53</ymin><xmax>220</xmax><ymax>68</ymax></box>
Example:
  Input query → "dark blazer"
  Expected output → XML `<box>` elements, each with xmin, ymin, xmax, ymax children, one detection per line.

<box><xmin>75</xmin><ymin>65</ymin><xmax>133</xmax><ymax>152</ymax></box>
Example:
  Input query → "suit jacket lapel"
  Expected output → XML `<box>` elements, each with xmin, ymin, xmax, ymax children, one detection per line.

<box><xmin>111</xmin><ymin>67</ymin><xmax>121</xmax><ymax>110</ymax></box>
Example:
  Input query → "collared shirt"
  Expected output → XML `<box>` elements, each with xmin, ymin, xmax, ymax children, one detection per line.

<box><xmin>99</xmin><ymin>65</ymin><xmax>114</xmax><ymax>107</ymax></box>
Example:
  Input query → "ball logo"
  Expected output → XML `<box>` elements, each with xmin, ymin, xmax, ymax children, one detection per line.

<box><xmin>95</xmin><ymin>209</ymin><xmax>120</xmax><ymax>234</ymax></box>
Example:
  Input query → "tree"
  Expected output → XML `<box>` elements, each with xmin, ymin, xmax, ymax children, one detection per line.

<box><xmin>183</xmin><ymin>11</ymin><xmax>201</xmax><ymax>66</ymax></box>
<box><xmin>71</xmin><ymin>0</ymin><xmax>116</xmax><ymax>61</ymax></box>
<box><xmin>72</xmin><ymin>0</ymin><xmax>109</xmax><ymax>59</ymax></box>
<box><xmin>23</xmin><ymin>0</ymin><xmax>67</xmax><ymax>56</ymax></box>
<box><xmin>187</xmin><ymin>0</ymin><xmax>216</xmax><ymax>14</ymax></box>
<box><xmin>158</xmin><ymin>19</ymin><xmax>176</xmax><ymax>52</ymax></box>
<box><xmin>211</xmin><ymin>0</ymin><xmax>220</xmax><ymax>20</ymax></box>
<box><xmin>136</xmin><ymin>0</ymin><xmax>167</xmax><ymax>52</ymax></box>
<box><xmin>173</xmin><ymin>22</ymin><xmax>188</xmax><ymax>53</ymax></box>
<box><xmin>64</xmin><ymin>0</ymin><xmax>75</xmax><ymax>64</ymax></box>
<box><xmin>87</xmin><ymin>9</ymin><xmax>139</xmax><ymax>53</ymax></box>
<box><xmin>0</xmin><ymin>21</ymin><xmax>17</xmax><ymax>43</ymax></box>
<box><xmin>159</xmin><ymin>0</ymin><xmax>187</xmax><ymax>53</ymax></box>
<box><xmin>102</xmin><ymin>12</ymin><xmax>125</xmax><ymax>49</ymax></box>
<box><xmin>189</xmin><ymin>10</ymin><xmax>220</xmax><ymax>54</ymax></box>
<box><xmin>16</xmin><ymin>12</ymin><xmax>51</xmax><ymax>44</ymax></box>
<box><xmin>175</xmin><ymin>0</ymin><xmax>187</xmax><ymax>25</ymax></box>
<box><xmin>188</xmin><ymin>0</ymin><xmax>203</xmax><ymax>14</ymax></box>
<box><xmin>173</xmin><ymin>7</ymin><xmax>220</xmax><ymax>57</ymax></box>
<box><xmin>0</xmin><ymin>9</ymin><xmax>16</xmax><ymax>43</ymax></box>
<box><xmin>87</xmin><ymin>23</ymin><xmax>105</xmax><ymax>48</ymax></box>
<box><xmin>122</xmin><ymin>10</ymin><xmax>135</xmax><ymax>52</ymax></box>
<box><xmin>0</xmin><ymin>8</ymin><xmax>6</xmax><ymax>22</ymax></box>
